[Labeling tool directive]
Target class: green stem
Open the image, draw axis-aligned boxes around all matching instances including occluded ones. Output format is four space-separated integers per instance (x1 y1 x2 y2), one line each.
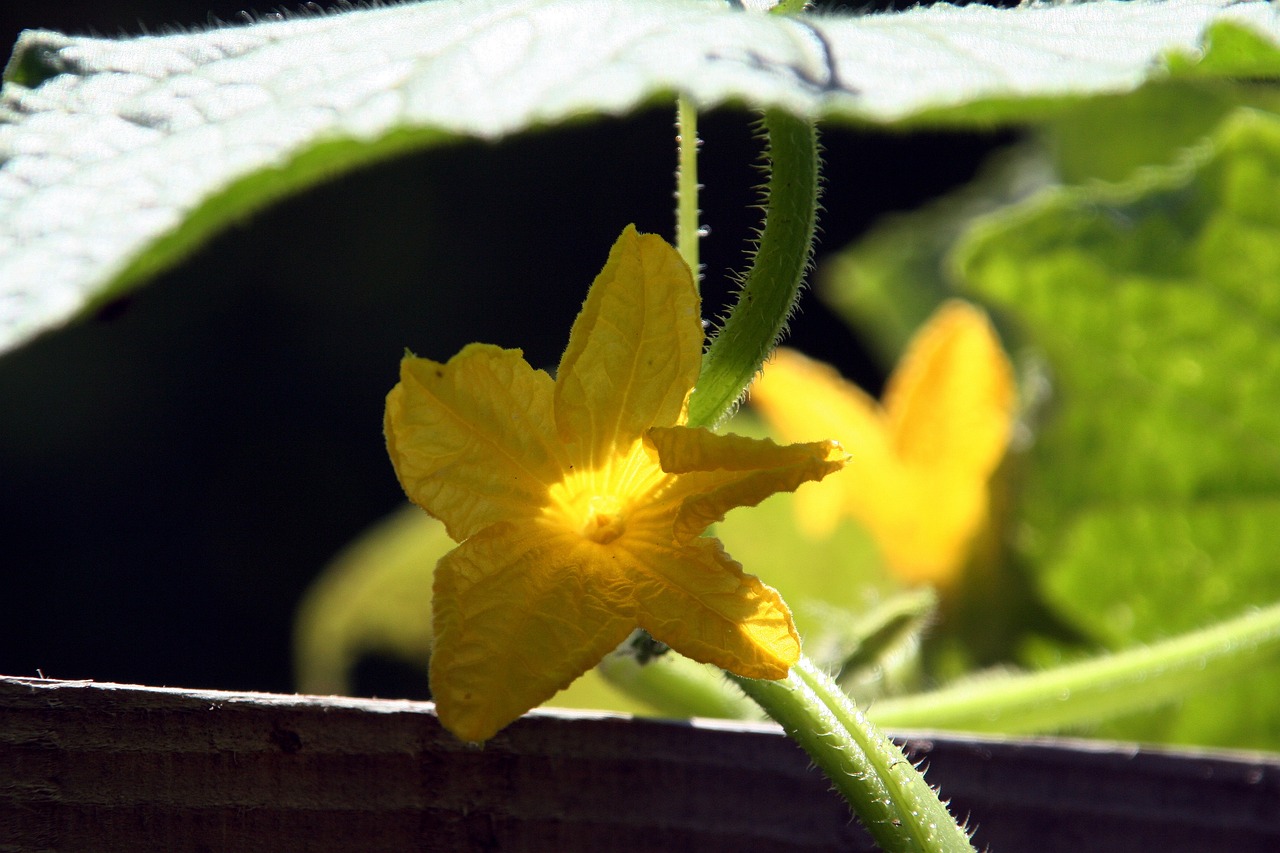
597 650 759 719
675 95 702 285
685 13 964 850
730 655 975 853
686 109 819 429
870 601 1280 734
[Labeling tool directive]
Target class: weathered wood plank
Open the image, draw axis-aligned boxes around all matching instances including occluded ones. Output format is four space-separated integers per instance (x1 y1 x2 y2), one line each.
3 675 1280 851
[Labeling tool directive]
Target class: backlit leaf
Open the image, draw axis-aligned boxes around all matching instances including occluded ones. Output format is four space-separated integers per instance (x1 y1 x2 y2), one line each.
3 0 1280 354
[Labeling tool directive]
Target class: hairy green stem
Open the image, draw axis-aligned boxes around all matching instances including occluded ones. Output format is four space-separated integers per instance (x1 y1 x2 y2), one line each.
731 656 975 853
683 12 967 849
675 95 702 284
686 109 819 429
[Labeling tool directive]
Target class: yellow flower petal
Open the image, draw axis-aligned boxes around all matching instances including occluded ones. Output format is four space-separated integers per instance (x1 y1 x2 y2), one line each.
748 300 1016 588
748 350 892 538
627 536 799 679
879 301 1015 584
554 225 703 468
385 344 565 541
431 521 635 743
644 426 847 542
885 300 1015 478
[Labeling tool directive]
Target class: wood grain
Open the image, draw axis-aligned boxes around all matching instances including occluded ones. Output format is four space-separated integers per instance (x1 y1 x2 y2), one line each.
3 675 1279 851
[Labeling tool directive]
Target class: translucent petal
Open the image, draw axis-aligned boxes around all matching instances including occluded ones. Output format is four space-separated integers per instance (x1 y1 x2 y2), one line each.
430 522 634 742
748 348 893 536
751 348 889 453
626 536 799 679
554 226 702 469
872 468 991 585
746 304 1017 587
883 300 1016 476
385 344 565 542
644 426 846 541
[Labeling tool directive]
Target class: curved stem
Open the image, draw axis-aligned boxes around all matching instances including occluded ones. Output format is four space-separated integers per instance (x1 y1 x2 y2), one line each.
870 601 1280 734
686 109 819 429
731 655 975 853
683 14 966 851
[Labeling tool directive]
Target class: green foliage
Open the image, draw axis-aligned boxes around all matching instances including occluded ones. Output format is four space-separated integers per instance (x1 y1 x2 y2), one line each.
821 93 1280 749
293 505 447 696
954 109 1280 746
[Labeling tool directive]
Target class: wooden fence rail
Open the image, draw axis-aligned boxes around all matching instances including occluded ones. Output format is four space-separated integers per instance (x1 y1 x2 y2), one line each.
3 675 1280 851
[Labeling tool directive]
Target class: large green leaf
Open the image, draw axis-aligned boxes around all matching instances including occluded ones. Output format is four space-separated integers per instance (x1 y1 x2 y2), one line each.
956 108 1280 747
3 0 1280 355
820 78 1280 366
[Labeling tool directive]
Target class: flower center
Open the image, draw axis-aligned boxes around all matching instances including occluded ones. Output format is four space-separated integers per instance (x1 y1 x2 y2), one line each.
582 495 626 544
544 441 671 545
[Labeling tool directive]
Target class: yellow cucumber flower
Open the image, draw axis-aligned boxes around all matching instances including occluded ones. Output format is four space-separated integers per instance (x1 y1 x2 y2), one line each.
748 300 1015 589
385 225 845 742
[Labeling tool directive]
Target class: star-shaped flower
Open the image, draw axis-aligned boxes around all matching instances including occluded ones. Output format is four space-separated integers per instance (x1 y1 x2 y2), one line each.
748 300 1016 588
385 225 845 742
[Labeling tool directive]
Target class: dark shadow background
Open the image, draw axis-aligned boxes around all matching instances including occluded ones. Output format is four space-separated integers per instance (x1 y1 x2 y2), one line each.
0 1 1013 696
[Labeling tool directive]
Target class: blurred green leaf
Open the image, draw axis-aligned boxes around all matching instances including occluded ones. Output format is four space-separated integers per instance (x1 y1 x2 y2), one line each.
824 588 935 701
1166 19 1280 77
717 492 895 633
293 505 447 695
821 82 1280 366
1044 83 1244 185
955 108 1280 747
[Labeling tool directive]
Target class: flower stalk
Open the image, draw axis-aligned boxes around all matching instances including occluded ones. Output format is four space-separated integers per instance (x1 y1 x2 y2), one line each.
731 657 976 853
671 77 974 850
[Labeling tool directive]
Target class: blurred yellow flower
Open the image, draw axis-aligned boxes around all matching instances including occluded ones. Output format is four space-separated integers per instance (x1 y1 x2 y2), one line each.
749 300 1015 588
385 225 845 742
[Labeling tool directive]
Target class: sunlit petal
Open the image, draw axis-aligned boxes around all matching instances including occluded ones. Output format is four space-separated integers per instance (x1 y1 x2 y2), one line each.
385 344 564 541
748 348 893 536
625 536 799 679
645 426 846 541
883 300 1016 476
876 469 990 585
431 522 635 742
751 348 890 459
554 225 702 468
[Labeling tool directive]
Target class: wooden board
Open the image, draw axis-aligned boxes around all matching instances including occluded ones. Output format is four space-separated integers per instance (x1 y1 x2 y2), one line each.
3 675 1279 851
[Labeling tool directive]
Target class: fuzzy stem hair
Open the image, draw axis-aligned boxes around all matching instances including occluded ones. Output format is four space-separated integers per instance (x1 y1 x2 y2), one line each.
686 109 820 430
